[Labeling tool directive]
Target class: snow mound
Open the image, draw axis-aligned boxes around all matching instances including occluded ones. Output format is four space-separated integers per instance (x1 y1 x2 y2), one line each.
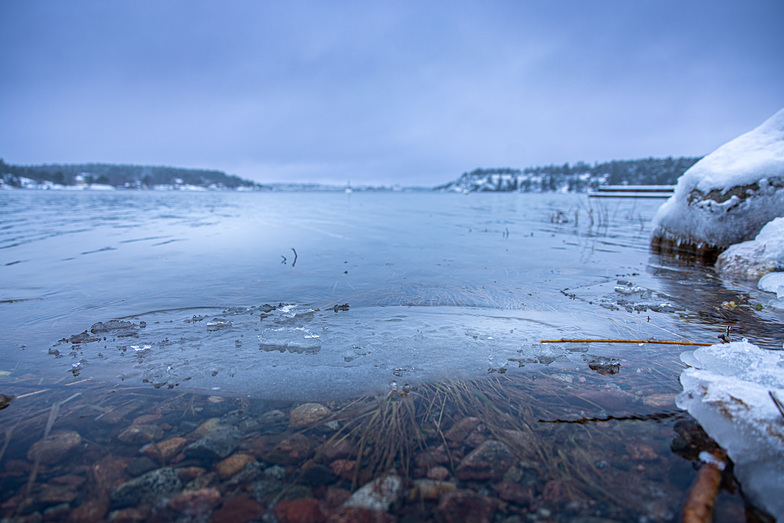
715 217 784 279
652 108 784 254
678 341 784 518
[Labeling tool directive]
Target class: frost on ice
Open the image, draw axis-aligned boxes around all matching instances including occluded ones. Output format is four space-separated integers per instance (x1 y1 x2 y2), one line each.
678 341 784 519
651 108 784 257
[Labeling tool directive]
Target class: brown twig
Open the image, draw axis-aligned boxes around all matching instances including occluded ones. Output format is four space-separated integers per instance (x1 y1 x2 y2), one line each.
540 338 712 346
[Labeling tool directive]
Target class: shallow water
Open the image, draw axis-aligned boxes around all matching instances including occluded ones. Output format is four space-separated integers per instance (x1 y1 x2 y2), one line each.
0 190 780 521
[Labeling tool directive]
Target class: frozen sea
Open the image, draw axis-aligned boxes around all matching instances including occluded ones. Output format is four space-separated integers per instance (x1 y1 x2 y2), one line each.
2 190 781 399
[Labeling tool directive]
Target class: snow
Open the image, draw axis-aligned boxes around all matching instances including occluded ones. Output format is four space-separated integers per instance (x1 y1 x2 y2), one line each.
652 108 784 250
677 340 784 519
715 217 784 278
758 272 784 295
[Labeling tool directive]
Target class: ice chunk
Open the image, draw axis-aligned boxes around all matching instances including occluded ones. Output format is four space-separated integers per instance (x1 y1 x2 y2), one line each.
758 271 784 296
716 217 784 278
677 341 784 518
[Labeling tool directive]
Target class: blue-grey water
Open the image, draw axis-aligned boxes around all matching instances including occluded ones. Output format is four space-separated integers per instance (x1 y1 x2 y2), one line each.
5 190 777 401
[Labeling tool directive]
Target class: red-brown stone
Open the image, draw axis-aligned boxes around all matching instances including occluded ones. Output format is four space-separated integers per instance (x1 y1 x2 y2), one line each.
210 495 264 523
327 506 395 523
168 487 221 515
444 417 482 443
456 440 514 481
437 489 496 523
274 498 327 523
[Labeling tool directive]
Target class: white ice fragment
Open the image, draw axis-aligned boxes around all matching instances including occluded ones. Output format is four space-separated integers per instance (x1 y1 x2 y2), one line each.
698 451 726 471
758 271 784 295
678 341 784 518
716 217 784 278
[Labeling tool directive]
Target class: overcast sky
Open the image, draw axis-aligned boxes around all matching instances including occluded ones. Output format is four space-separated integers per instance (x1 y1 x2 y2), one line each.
1 1 782 186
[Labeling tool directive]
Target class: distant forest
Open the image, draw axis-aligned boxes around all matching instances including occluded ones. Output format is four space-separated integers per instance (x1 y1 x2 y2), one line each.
0 159 257 189
437 156 702 193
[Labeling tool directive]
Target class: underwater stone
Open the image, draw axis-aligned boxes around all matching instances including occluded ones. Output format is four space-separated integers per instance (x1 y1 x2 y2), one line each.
184 425 241 460
111 467 182 508
290 402 332 429
27 430 82 465
456 440 515 481
344 474 402 512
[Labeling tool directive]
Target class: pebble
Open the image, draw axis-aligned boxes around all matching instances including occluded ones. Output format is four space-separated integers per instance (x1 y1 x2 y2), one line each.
344 474 402 512
274 497 327 523
328 506 395 523
26 430 82 465
427 465 450 481
444 417 482 443
411 479 456 500
210 494 264 523
184 425 241 460
111 467 182 508
167 487 221 515
261 433 313 465
117 424 163 445
215 453 255 479
456 440 515 481
437 489 496 523
140 436 187 463
289 403 332 429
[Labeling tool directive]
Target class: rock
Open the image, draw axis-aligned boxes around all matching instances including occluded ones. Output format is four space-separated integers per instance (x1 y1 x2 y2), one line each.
184 425 241 460
106 507 148 522
330 459 356 481
642 393 676 408
126 456 158 477
215 453 255 479
427 466 450 481
274 498 327 523
290 403 332 429
328 506 395 523
437 489 496 523
301 460 335 486
652 108 784 259
444 417 482 443
167 487 221 515
210 494 263 523
140 436 187 463
573 389 628 411
111 467 182 508
492 481 532 506
37 484 78 504
626 443 659 461
66 499 109 523
456 440 515 481
411 479 456 500
177 466 206 482
117 424 163 445
27 430 82 465
190 417 222 440
261 433 313 465
319 438 355 461
415 445 449 468
325 487 351 508
344 474 402 512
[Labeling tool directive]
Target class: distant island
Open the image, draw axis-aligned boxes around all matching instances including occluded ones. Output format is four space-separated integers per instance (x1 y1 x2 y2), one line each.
1 156 701 192
435 157 701 193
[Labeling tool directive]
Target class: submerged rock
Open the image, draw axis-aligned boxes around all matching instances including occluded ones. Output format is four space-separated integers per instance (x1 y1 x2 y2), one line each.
456 440 515 481
437 489 496 523
27 430 82 465
289 402 332 429
344 474 402 512
652 108 784 259
184 425 241 460
111 467 182 508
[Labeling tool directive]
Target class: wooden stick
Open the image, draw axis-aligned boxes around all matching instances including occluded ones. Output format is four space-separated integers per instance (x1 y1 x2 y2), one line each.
682 451 726 523
540 338 712 346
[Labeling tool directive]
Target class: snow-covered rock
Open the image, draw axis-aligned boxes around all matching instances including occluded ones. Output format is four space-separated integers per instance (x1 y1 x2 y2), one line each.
715 217 784 278
651 108 784 257
677 341 784 519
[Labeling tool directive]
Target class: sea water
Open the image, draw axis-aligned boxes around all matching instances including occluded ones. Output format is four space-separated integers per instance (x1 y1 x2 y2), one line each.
1 190 781 520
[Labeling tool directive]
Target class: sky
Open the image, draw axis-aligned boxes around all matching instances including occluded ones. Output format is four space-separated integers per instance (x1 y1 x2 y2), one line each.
1 1 782 187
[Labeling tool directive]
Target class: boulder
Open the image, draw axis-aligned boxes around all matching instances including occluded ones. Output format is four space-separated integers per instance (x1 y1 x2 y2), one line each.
651 108 784 259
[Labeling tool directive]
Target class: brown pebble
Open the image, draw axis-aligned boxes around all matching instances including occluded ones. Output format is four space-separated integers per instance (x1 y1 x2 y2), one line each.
274 497 326 523
626 443 659 461
168 487 221 515
178 466 207 482
289 403 332 429
427 466 450 481
210 494 263 523
329 459 356 481
140 436 187 463
216 453 255 479
117 424 163 445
